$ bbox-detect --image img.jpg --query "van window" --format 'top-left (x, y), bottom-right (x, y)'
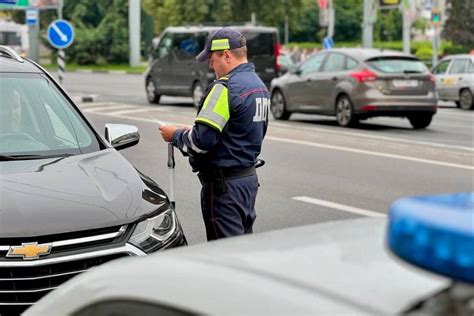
top-left (172, 33), bottom-right (200, 61)
top-left (156, 33), bottom-right (173, 59)
top-left (242, 32), bottom-right (275, 58)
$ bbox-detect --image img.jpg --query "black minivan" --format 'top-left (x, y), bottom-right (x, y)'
top-left (144, 25), bottom-right (280, 106)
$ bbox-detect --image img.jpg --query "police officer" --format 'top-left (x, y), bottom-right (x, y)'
top-left (159, 28), bottom-right (269, 241)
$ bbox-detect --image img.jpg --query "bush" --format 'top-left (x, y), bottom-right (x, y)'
top-left (415, 46), bottom-right (433, 61)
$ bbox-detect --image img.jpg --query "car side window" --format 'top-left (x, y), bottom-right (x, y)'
top-left (346, 57), bottom-right (358, 70)
top-left (157, 33), bottom-right (173, 59)
top-left (469, 60), bottom-right (474, 73)
top-left (172, 33), bottom-right (200, 61)
top-left (300, 54), bottom-right (325, 75)
top-left (72, 299), bottom-right (196, 316)
top-left (448, 59), bottom-right (469, 74)
top-left (432, 60), bottom-right (451, 74)
top-left (322, 53), bottom-right (345, 72)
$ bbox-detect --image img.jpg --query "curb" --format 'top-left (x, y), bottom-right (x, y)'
top-left (71, 95), bottom-right (97, 104)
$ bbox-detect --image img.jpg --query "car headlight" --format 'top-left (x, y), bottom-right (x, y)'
top-left (129, 209), bottom-right (179, 253)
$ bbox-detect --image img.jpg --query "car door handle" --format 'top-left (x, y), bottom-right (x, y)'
top-left (332, 77), bottom-right (338, 81)
top-left (458, 77), bottom-right (463, 81)
top-left (306, 78), bottom-right (312, 82)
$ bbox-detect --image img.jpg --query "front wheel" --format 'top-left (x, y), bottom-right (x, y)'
top-left (146, 78), bottom-right (161, 104)
top-left (459, 89), bottom-right (474, 110)
top-left (335, 95), bottom-right (358, 127)
top-left (270, 90), bottom-right (291, 120)
top-left (407, 113), bottom-right (433, 129)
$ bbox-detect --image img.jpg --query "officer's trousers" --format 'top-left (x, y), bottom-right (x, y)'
top-left (200, 174), bottom-right (258, 241)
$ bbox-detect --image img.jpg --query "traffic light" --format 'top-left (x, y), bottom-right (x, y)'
top-left (431, 9), bottom-right (442, 26)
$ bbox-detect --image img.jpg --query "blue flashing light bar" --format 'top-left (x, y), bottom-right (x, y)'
top-left (387, 192), bottom-right (474, 284)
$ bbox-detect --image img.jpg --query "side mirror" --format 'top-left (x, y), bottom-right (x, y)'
top-left (104, 124), bottom-right (140, 151)
top-left (291, 66), bottom-right (302, 75)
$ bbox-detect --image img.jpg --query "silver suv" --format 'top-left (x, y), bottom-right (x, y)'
top-left (432, 54), bottom-right (474, 110)
top-left (270, 49), bottom-right (437, 129)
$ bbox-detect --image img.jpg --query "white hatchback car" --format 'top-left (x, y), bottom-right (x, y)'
top-left (432, 54), bottom-right (474, 110)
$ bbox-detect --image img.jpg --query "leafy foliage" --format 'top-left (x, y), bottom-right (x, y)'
top-left (442, 0), bottom-right (474, 47)
top-left (62, 0), bottom-right (129, 64)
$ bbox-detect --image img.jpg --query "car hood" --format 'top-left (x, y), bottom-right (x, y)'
top-left (0, 149), bottom-right (168, 237)
top-left (27, 218), bottom-right (449, 315)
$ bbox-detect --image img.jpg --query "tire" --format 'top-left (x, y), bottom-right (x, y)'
top-left (459, 89), bottom-right (474, 110)
top-left (270, 89), bottom-right (291, 120)
top-left (335, 95), bottom-right (358, 127)
top-left (146, 77), bottom-right (161, 104)
top-left (192, 81), bottom-right (204, 108)
top-left (407, 113), bottom-right (433, 129)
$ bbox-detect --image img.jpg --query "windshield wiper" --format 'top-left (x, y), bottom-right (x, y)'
top-left (0, 154), bottom-right (73, 161)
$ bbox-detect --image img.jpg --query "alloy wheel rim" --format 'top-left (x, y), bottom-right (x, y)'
top-left (460, 91), bottom-right (472, 109)
top-left (271, 92), bottom-right (284, 117)
top-left (193, 84), bottom-right (203, 107)
top-left (337, 98), bottom-right (351, 125)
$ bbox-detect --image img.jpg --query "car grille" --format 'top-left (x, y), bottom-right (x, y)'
top-left (0, 225), bottom-right (141, 315)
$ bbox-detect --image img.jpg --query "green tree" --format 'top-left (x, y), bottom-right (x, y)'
top-left (334, 0), bottom-right (363, 42)
top-left (442, 0), bottom-right (474, 47)
top-left (374, 8), bottom-right (402, 41)
top-left (142, 0), bottom-right (305, 35)
top-left (62, 0), bottom-right (129, 64)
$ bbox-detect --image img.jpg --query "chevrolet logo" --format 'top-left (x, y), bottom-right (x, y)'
top-left (6, 242), bottom-right (52, 260)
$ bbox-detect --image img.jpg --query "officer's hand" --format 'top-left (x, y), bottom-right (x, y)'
top-left (159, 125), bottom-right (178, 142)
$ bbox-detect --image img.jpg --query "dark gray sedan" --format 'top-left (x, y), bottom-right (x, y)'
top-left (270, 48), bottom-right (437, 128)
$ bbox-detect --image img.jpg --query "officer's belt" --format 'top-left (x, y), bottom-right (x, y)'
top-left (198, 166), bottom-right (256, 184)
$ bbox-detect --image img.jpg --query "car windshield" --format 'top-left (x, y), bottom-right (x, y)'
top-left (367, 57), bottom-right (428, 74)
top-left (0, 72), bottom-right (101, 158)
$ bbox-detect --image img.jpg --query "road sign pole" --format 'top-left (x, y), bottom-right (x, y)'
top-left (57, 49), bottom-right (65, 85)
top-left (27, 9), bottom-right (39, 62)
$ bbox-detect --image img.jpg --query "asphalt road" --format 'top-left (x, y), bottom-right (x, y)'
top-left (60, 72), bottom-right (473, 245)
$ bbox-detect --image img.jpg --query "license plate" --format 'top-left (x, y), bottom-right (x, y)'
top-left (392, 79), bottom-right (419, 88)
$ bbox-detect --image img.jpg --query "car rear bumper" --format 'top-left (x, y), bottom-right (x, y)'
top-left (353, 94), bottom-right (437, 117)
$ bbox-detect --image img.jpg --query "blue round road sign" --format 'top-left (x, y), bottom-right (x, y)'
top-left (47, 19), bottom-right (75, 49)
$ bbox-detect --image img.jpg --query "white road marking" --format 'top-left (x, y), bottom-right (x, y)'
top-left (84, 104), bottom-right (136, 112)
top-left (84, 110), bottom-right (473, 171)
top-left (108, 109), bottom-right (150, 116)
top-left (267, 136), bottom-right (474, 171)
top-left (270, 121), bottom-right (474, 152)
top-left (293, 196), bottom-right (386, 218)
top-left (78, 102), bottom-right (114, 108)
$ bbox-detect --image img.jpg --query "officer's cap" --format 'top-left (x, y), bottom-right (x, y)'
top-left (196, 28), bottom-right (246, 62)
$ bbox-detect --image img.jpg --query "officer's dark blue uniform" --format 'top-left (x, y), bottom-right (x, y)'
top-left (172, 29), bottom-right (269, 240)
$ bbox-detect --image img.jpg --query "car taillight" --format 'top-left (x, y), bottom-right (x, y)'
top-left (350, 69), bottom-right (377, 83)
top-left (275, 43), bottom-right (281, 72)
top-left (360, 105), bottom-right (377, 111)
